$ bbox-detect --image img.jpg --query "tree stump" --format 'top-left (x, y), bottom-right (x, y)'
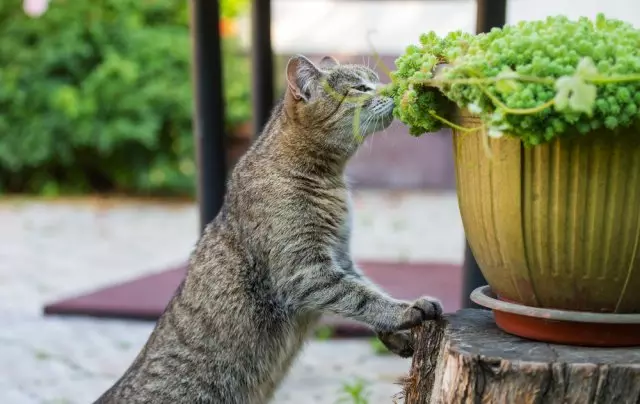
top-left (404, 309), bottom-right (640, 404)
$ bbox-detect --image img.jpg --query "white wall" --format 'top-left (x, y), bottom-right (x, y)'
top-left (507, 0), bottom-right (640, 26)
top-left (238, 0), bottom-right (640, 55)
top-left (240, 0), bottom-right (477, 54)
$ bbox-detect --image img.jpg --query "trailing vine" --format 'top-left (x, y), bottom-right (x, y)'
top-left (381, 14), bottom-right (640, 146)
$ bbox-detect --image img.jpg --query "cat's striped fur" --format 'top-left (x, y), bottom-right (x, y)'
top-left (94, 55), bottom-right (442, 404)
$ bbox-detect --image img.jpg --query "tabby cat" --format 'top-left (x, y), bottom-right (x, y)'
top-left (94, 55), bottom-right (442, 404)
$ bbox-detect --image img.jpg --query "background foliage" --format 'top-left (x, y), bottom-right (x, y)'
top-left (221, 0), bottom-right (250, 19)
top-left (0, 0), bottom-right (251, 196)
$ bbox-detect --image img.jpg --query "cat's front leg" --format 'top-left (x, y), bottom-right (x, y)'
top-left (327, 256), bottom-right (421, 357)
top-left (333, 234), bottom-right (437, 357)
top-left (338, 258), bottom-right (421, 357)
top-left (376, 330), bottom-right (414, 358)
top-left (283, 257), bottom-right (442, 333)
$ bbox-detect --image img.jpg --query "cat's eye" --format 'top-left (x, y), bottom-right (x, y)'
top-left (353, 85), bottom-right (371, 93)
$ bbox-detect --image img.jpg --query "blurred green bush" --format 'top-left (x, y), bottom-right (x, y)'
top-left (221, 0), bottom-right (250, 19)
top-left (0, 0), bottom-right (251, 196)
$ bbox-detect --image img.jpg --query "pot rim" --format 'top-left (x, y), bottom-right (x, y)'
top-left (471, 285), bottom-right (640, 324)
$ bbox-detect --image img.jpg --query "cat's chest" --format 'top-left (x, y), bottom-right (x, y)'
top-left (298, 186), bottom-right (350, 242)
top-left (308, 182), bottom-right (349, 214)
top-left (340, 194), bottom-right (353, 228)
top-left (324, 188), bottom-right (351, 225)
top-left (328, 193), bottom-right (353, 243)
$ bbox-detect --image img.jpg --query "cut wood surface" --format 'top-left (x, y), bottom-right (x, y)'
top-left (404, 309), bottom-right (640, 404)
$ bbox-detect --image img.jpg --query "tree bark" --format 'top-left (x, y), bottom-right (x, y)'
top-left (404, 309), bottom-right (640, 404)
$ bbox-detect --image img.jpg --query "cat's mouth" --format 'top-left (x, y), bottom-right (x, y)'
top-left (355, 114), bottom-right (393, 141)
top-left (362, 97), bottom-right (394, 135)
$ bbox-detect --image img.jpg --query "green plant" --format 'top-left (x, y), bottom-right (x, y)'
top-left (223, 37), bottom-right (252, 130)
top-left (313, 325), bottom-right (334, 340)
top-left (221, 0), bottom-right (250, 19)
top-left (337, 378), bottom-right (371, 404)
top-left (383, 14), bottom-right (640, 146)
top-left (369, 337), bottom-right (391, 355)
top-left (0, 0), bottom-right (251, 195)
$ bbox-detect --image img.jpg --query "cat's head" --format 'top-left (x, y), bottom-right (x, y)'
top-left (283, 55), bottom-right (394, 155)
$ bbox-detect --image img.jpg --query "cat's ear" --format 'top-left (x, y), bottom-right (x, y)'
top-left (286, 55), bottom-right (322, 102)
top-left (319, 56), bottom-right (339, 69)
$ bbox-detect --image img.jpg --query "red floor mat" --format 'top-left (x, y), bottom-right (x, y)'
top-left (44, 261), bottom-right (462, 336)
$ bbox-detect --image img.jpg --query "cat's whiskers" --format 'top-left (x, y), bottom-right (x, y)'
top-left (367, 125), bottom-right (374, 154)
top-left (381, 124), bottom-right (392, 148)
top-left (360, 114), bottom-right (373, 144)
top-left (378, 114), bottom-right (391, 140)
top-left (368, 116), bottom-right (378, 154)
top-left (368, 114), bottom-right (383, 153)
top-left (368, 113), bottom-right (380, 153)
top-left (365, 111), bottom-right (379, 146)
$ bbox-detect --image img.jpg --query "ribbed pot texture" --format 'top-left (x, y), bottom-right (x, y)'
top-left (453, 110), bottom-right (640, 313)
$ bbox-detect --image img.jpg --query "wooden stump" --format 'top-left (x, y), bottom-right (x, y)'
top-left (404, 309), bottom-right (640, 404)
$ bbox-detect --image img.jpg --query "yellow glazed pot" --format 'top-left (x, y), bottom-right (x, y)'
top-left (454, 109), bottom-right (640, 313)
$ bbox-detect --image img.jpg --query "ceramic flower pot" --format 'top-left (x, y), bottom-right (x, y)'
top-left (453, 108), bottom-right (640, 346)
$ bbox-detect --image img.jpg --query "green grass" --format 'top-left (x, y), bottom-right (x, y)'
top-left (369, 337), bottom-right (391, 355)
top-left (313, 325), bottom-right (334, 340)
top-left (34, 349), bottom-right (52, 361)
top-left (337, 378), bottom-right (371, 404)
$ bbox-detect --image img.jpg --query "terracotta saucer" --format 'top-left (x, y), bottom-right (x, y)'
top-left (471, 285), bottom-right (640, 347)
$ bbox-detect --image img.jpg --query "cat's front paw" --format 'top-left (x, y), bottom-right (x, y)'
top-left (377, 330), bottom-right (414, 358)
top-left (398, 296), bottom-right (443, 329)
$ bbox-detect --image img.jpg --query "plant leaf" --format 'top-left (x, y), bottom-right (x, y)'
top-left (554, 76), bottom-right (596, 114)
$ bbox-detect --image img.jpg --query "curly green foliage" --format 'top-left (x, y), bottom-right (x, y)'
top-left (382, 31), bottom-right (473, 135)
top-left (387, 14), bottom-right (640, 146)
top-left (0, 0), bottom-right (251, 195)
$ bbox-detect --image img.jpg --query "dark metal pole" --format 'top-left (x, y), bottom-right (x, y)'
top-left (462, 243), bottom-right (486, 309)
top-left (475, 0), bottom-right (508, 34)
top-left (461, 0), bottom-right (508, 309)
top-left (251, 0), bottom-right (275, 137)
top-left (191, 0), bottom-right (227, 233)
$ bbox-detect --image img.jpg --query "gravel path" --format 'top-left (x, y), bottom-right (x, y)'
top-left (0, 191), bottom-right (463, 404)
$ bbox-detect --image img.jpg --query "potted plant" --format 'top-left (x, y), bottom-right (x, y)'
top-left (382, 14), bottom-right (640, 346)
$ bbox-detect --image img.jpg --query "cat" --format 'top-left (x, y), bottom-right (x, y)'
top-left (94, 55), bottom-right (442, 404)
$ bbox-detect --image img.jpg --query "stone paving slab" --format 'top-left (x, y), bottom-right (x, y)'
top-left (0, 191), bottom-right (463, 403)
top-left (0, 314), bottom-right (411, 404)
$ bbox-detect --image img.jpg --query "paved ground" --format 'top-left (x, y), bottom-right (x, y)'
top-left (0, 190), bottom-right (463, 404)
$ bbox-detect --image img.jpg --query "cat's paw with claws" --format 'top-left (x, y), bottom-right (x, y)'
top-left (398, 296), bottom-right (443, 330)
top-left (377, 330), bottom-right (414, 358)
